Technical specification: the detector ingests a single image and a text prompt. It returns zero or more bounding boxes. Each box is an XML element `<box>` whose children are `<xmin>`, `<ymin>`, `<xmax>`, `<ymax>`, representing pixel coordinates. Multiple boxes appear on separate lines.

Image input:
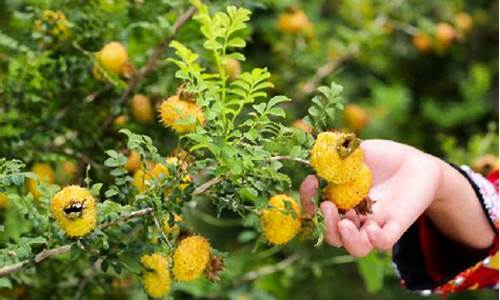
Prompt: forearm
<box><xmin>426</xmin><ymin>157</ymin><xmax>495</xmax><ymax>249</ymax></box>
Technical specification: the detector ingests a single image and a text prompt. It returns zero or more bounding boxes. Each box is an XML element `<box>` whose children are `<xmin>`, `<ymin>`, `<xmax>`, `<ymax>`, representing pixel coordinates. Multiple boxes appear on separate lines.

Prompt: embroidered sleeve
<box><xmin>392</xmin><ymin>167</ymin><xmax>499</xmax><ymax>295</ymax></box>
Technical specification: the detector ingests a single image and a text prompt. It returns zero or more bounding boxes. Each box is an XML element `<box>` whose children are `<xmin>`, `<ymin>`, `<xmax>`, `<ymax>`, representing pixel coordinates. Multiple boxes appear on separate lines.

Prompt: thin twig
<box><xmin>270</xmin><ymin>156</ymin><xmax>310</xmax><ymax>166</ymax></box>
<box><xmin>192</xmin><ymin>176</ymin><xmax>223</xmax><ymax>195</ymax></box>
<box><xmin>239</xmin><ymin>253</ymin><xmax>301</xmax><ymax>282</ymax></box>
<box><xmin>99</xmin><ymin>6</ymin><xmax>197</xmax><ymax>134</ymax></box>
<box><xmin>300</xmin><ymin>58</ymin><xmax>346</xmax><ymax>96</ymax></box>
<box><xmin>100</xmin><ymin>207</ymin><xmax>154</xmax><ymax>229</ymax></box>
<box><xmin>153</xmin><ymin>215</ymin><xmax>172</xmax><ymax>248</ymax></box>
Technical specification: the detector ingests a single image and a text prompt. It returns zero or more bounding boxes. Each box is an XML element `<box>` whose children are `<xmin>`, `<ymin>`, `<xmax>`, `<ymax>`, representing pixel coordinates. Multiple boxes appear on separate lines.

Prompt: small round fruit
<box><xmin>27</xmin><ymin>163</ymin><xmax>55</xmax><ymax>200</ymax></box>
<box><xmin>472</xmin><ymin>154</ymin><xmax>499</xmax><ymax>176</ymax></box>
<box><xmin>277</xmin><ymin>9</ymin><xmax>313</xmax><ymax>35</ymax></box>
<box><xmin>172</xmin><ymin>235</ymin><xmax>211</xmax><ymax>281</ymax></box>
<box><xmin>292</xmin><ymin>119</ymin><xmax>312</xmax><ymax>133</ymax></box>
<box><xmin>114</xmin><ymin>115</ymin><xmax>128</xmax><ymax>127</ymax></box>
<box><xmin>158</xmin><ymin>95</ymin><xmax>205</xmax><ymax>134</ymax></box>
<box><xmin>435</xmin><ymin>22</ymin><xmax>456</xmax><ymax>49</ymax></box>
<box><xmin>50</xmin><ymin>185</ymin><xmax>97</xmax><ymax>237</ymax></box>
<box><xmin>260</xmin><ymin>194</ymin><xmax>302</xmax><ymax>245</ymax></box>
<box><xmin>412</xmin><ymin>32</ymin><xmax>432</xmax><ymax>53</ymax></box>
<box><xmin>131</xmin><ymin>94</ymin><xmax>154</xmax><ymax>124</ymax></box>
<box><xmin>310</xmin><ymin>132</ymin><xmax>364</xmax><ymax>184</ymax></box>
<box><xmin>96</xmin><ymin>41</ymin><xmax>128</xmax><ymax>74</ymax></box>
<box><xmin>125</xmin><ymin>150</ymin><xmax>141</xmax><ymax>173</ymax></box>
<box><xmin>223</xmin><ymin>58</ymin><xmax>241</xmax><ymax>80</ymax></box>
<box><xmin>141</xmin><ymin>253</ymin><xmax>171</xmax><ymax>298</ymax></box>
<box><xmin>455</xmin><ymin>12</ymin><xmax>473</xmax><ymax>34</ymax></box>
<box><xmin>323</xmin><ymin>164</ymin><xmax>372</xmax><ymax>211</ymax></box>
<box><xmin>343</xmin><ymin>104</ymin><xmax>369</xmax><ymax>132</ymax></box>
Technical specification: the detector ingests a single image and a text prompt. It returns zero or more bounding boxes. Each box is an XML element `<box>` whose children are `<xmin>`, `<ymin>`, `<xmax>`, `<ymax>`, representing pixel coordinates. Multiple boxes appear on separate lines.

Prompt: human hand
<box><xmin>300</xmin><ymin>139</ymin><xmax>442</xmax><ymax>256</ymax></box>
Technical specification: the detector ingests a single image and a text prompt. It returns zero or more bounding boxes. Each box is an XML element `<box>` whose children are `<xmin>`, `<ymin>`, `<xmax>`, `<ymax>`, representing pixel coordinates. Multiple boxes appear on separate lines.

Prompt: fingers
<box><xmin>365</xmin><ymin>220</ymin><xmax>401</xmax><ymax>251</ymax></box>
<box><xmin>338</xmin><ymin>219</ymin><xmax>373</xmax><ymax>257</ymax></box>
<box><xmin>320</xmin><ymin>201</ymin><xmax>342</xmax><ymax>247</ymax></box>
<box><xmin>300</xmin><ymin>175</ymin><xmax>319</xmax><ymax>217</ymax></box>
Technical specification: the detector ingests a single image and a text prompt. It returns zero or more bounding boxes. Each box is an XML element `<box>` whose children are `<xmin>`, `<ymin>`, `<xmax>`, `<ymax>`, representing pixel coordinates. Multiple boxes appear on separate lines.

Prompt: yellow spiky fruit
<box><xmin>158</xmin><ymin>95</ymin><xmax>205</xmax><ymax>134</ymax></box>
<box><xmin>141</xmin><ymin>253</ymin><xmax>171</xmax><ymax>298</ymax></box>
<box><xmin>96</xmin><ymin>41</ymin><xmax>128</xmax><ymax>74</ymax></box>
<box><xmin>260</xmin><ymin>194</ymin><xmax>301</xmax><ymax>245</ymax></box>
<box><xmin>33</xmin><ymin>10</ymin><xmax>71</xmax><ymax>47</ymax></box>
<box><xmin>27</xmin><ymin>163</ymin><xmax>55</xmax><ymax>200</ymax></box>
<box><xmin>125</xmin><ymin>150</ymin><xmax>141</xmax><ymax>173</ymax></box>
<box><xmin>172</xmin><ymin>235</ymin><xmax>211</xmax><ymax>281</ymax></box>
<box><xmin>310</xmin><ymin>132</ymin><xmax>364</xmax><ymax>184</ymax></box>
<box><xmin>323</xmin><ymin>164</ymin><xmax>372</xmax><ymax>211</ymax></box>
<box><xmin>50</xmin><ymin>185</ymin><xmax>97</xmax><ymax>237</ymax></box>
<box><xmin>223</xmin><ymin>57</ymin><xmax>241</xmax><ymax>80</ymax></box>
<box><xmin>131</xmin><ymin>94</ymin><xmax>154</xmax><ymax>124</ymax></box>
<box><xmin>277</xmin><ymin>9</ymin><xmax>314</xmax><ymax>36</ymax></box>
<box><xmin>0</xmin><ymin>192</ymin><xmax>8</xmax><ymax>209</ymax></box>
<box><xmin>343</xmin><ymin>104</ymin><xmax>369</xmax><ymax>133</ymax></box>
<box><xmin>163</xmin><ymin>214</ymin><xmax>183</xmax><ymax>236</ymax></box>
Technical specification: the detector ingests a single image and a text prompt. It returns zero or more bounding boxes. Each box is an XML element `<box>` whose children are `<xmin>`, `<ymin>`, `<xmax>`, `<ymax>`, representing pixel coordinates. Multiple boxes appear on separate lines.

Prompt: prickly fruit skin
<box><xmin>412</xmin><ymin>32</ymin><xmax>432</xmax><ymax>53</ymax></box>
<box><xmin>310</xmin><ymin>132</ymin><xmax>364</xmax><ymax>184</ymax></box>
<box><xmin>260</xmin><ymin>194</ymin><xmax>301</xmax><ymax>245</ymax></box>
<box><xmin>27</xmin><ymin>163</ymin><xmax>55</xmax><ymax>200</ymax></box>
<box><xmin>0</xmin><ymin>192</ymin><xmax>8</xmax><ymax>209</ymax></box>
<box><xmin>172</xmin><ymin>235</ymin><xmax>211</xmax><ymax>281</ymax></box>
<box><xmin>343</xmin><ymin>104</ymin><xmax>369</xmax><ymax>132</ymax></box>
<box><xmin>159</xmin><ymin>95</ymin><xmax>205</xmax><ymax>134</ymax></box>
<box><xmin>323</xmin><ymin>164</ymin><xmax>372</xmax><ymax>211</ymax></box>
<box><xmin>141</xmin><ymin>253</ymin><xmax>171</xmax><ymax>298</ymax></box>
<box><xmin>131</xmin><ymin>94</ymin><xmax>154</xmax><ymax>124</ymax></box>
<box><xmin>277</xmin><ymin>9</ymin><xmax>314</xmax><ymax>36</ymax></box>
<box><xmin>50</xmin><ymin>185</ymin><xmax>97</xmax><ymax>237</ymax></box>
<box><xmin>96</xmin><ymin>42</ymin><xmax>128</xmax><ymax>74</ymax></box>
<box><xmin>435</xmin><ymin>22</ymin><xmax>456</xmax><ymax>49</ymax></box>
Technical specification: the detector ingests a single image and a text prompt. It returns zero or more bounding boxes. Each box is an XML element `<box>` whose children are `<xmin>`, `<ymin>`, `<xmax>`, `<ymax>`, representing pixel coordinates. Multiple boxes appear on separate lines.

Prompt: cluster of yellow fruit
<box><xmin>141</xmin><ymin>235</ymin><xmax>213</xmax><ymax>298</ymax></box>
<box><xmin>412</xmin><ymin>13</ymin><xmax>473</xmax><ymax>53</ymax></box>
<box><xmin>33</xmin><ymin>10</ymin><xmax>71</xmax><ymax>47</ymax></box>
<box><xmin>93</xmin><ymin>41</ymin><xmax>132</xmax><ymax>80</ymax></box>
<box><xmin>310</xmin><ymin>132</ymin><xmax>373</xmax><ymax>214</ymax></box>
<box><xmin>260</xmin><ymin>194</ymin><xmax>302</xmax><ymax>245</ymax></box>
<box><xmin>277</xmin><ymin>8</ymin><xmax>314</xmax><ymax>37</ymax></box>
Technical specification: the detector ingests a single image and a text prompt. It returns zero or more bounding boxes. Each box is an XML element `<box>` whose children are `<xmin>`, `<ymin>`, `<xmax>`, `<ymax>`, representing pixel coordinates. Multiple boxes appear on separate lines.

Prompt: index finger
<box><xmin>300</xmin><ymin>175</ymin><xmax>319</xmax><ymax>217</ymax></box>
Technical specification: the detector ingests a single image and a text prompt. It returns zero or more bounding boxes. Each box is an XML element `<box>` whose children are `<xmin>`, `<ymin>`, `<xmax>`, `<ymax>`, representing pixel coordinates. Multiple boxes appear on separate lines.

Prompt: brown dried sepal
<box><xmin>335</xmin><ymin>132</ymin><xmax>361</xmax><ymax>159</ymax></box>
<box><xmin>205</xmin><ymin>254</ymin><xmax>224</xmax><ymax>282</ymax></box>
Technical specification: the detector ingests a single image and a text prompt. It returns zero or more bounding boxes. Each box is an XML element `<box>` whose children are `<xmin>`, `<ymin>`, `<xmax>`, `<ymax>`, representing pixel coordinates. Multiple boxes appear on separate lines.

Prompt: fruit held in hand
<box><xmin>159</xmin><ymin>95</ymin><xmax>205</xmax><ymax>134</ymax></box>
<box><xmin>96</xmin><ymin>41</ymin><xmax>129</xmax><ymax>74</ymax></box>
<box><xmin>310</xmin><ymin>132</ymin><xmax>363</xmax><ymax>184</ymax></box>
<box><xmin>323</xmin><ymin>164</ymin><xmax>372</xmax><ymax>212</ymax></box>
<box><xmin>141</xmin><ymin>253</ymin><xmax>171</xmax><ymax>298</ymax></box>
<box><xmin>260</xmin><ymin>194</ymin><xmax>302</xmax><ymax>245</ymax></box>
<box><xmin>50</xmin><ymin>185</ymin><xmax>97</xmax><ymax>237</ymax></box>
<box><xmin>172</xmin><ymin>235</ymin><xmax>211</xmax><ymax>281</ymax></box>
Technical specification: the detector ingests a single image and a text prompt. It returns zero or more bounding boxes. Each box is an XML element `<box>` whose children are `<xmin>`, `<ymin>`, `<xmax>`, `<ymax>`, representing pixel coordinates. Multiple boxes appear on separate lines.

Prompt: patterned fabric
<box><xmin>392</xmin><ymin>167</ymin><xmax>499</xmax><ymax>295</ymax></box>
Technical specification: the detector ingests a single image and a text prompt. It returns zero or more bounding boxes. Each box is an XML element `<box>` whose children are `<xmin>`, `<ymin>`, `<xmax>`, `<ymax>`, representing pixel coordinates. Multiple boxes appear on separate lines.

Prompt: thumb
<box><xmin>300</xmin><ymin>175</ymin><xmax>319</xmax><ymax>217</ymax></box>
